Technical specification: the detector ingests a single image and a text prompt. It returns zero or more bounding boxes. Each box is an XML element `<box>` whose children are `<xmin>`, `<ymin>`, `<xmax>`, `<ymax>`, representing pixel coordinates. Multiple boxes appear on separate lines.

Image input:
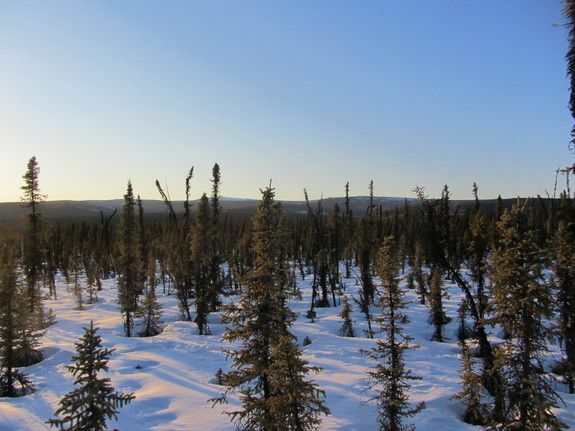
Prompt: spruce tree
<box><xmin>12</xmin><ymin>293</ymin><xmax>45</xmax><ymax>367</ymax></box>
<box><xmin>0</xmin><ymin>248</ymin><xmax>34</xmax><ymax>397</ymax></box>
<box><xmin>70</xmin><ymin>243</ymin><xmax>83</xmax><ymax>311</ymax></box>
<box><xmin>452</xmin><ymin>340</ymin><xmax>488</xmax><ymax>426</ymax></box>
<box><xmin>267</xmin><ymin>335</ymin><xmax>330</xmax><ymax>430</ymax></box>
<box><xmin>190</xmin><ymin>193</ymin><xmax>212</xmax><ymax>335</ymax></box>
<box><xmin>468</xmin><ymin>183</ymin><xmax>489</xmax><ymax>320</ymax></box>
<box><xmin>354</xmin><ymin>287</ymin><xmax>374</xmax><ymax>338</ymax></box>
<box><xmin>327</xmin><ymin>203</ymin><xmax>342</xmax><ymax>307</ymax></box>
<box><xmin>565</xmin><ymin>0</ymin><xmax>575</xmax><ymax>158</ymax></box>
<box><xmin>155</xmin><ymin>174</ymin><xmax>194</xmax><ymax>321</ymax></box>
<box><xmin>47</xmin><ymin>321</ymin><xmax>134</xmax><ymax>430</ymax></box>
<box><xmin>208</xmin><ymin>163</ymin><xmax>223</xmax><ymax>311</ymax></box>
<box><xmin>356</xmin><ymin>217</ymin><xmax>375</xmax><ymax>303</ymax></box>
<box><xmin>364</xmin><ymin>236</ymin><xmax>425</xmax><ymax>431</ymax></box>
<box><xmin>136</xmin><ymin>258</ymin><xmax>163</xmax><ymax>337</ymax></box>
<box><xmin>116</xmin><ymin>181</ymin><xmax>142</xmax><ymax>337</ymax></box>
<box><xmin>215</xmin><ymin>185</ymin><xmax>327</xmax><ymax>430</ymax></box>
<box><xmin>343</xmin><ymin>182</ymin><xmax>353</xmax><ymax>279</ymax></box>
<box><xmin>339</xmin><ymin>295</ymin><xmax>355</xmax><ymax>337</ymax></box>
<box><xmin>490</xmin><ymin>202</ymin><xmax>565</xmax><ymax>429</ymax></box>
<box><xmin>556</xmin><ymin>215</ymin><xmax>575</xmax><ymax>394</ymax></box>
<box><xmin>427</xmin><ymin>267</ymin><xmax>450</xmax><ymax>342</ymax></box>
<box><xmin>137</xmin><ymin>195</ymin><xmax>148</xmax><ymax>291</ymax></box>
<box><xmin>554</xmin><ymin>194</ymin><xmax>575</xmax><ymax>394</ymax></box>
<box><xmin>20</xmin><ymin>156</ymin><xmax>45</xmax><ymax>311</ymax></box>
<box><xmin>412</xmin><ymin>243</ymin><xmax>426</xmax><ymax>305</ymax></box>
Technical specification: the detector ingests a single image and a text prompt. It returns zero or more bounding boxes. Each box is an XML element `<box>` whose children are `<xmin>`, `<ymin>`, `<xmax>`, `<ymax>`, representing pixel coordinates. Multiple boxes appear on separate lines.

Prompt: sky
<box><xmin>0</xmin><ymin>0</ymin><xmax>572</xmax><ymax>202</ymax></box>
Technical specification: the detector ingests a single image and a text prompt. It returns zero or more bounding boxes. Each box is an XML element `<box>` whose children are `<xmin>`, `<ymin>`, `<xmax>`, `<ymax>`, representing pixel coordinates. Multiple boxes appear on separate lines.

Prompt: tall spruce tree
<box><xmin>190</xmin><ymin>193</ymin><xmax>212</xmax><ymax>335</ymax></box>
<box><xmin>344</xmin><ymin>182</ymin><xmax>353</xmax><ymax>279</ymax></box>
<box><xmin>490</xmin><ymin>202</ymin><xmax>565</xmax><ymax>429</ymax></box>
<box><xmin>468</xmin><ymin>183</ymin><xmax>489</xmax><ymax>319</ymax></box>
<box><xmin>208</xmin><ymin>163</ymin><xmax>223</xmax><ymax>311</ymax></box>
<box><xmin>215</xmin><ymin>185</ymin><xmax>328</xmax><ymax>430</ymax></box>
<box><xmin>155</xmin><ymin>174</ymin><xmax>194</xmax><ymax>321</ymax></box>
<box><xmin>20</xmin><ymin>156</ymin><xmax>45</xmax><ymax>311</ymax></box>
<box><xmin>327</xmin><ymin>203</ymin><xmax>342</xmax><ymax>307</ymax></box>
<box><xmin>565</xmin><ymin>0</ymin><xmax>575</xmax><ymax>160</ymax></box>
<box><xmin>47</xmin><ymin>321</ymin><xmax>134</xmax><ymax>430</ymax></box>
<box><xmin>116</xmin><ymin>181</ymin><xmax>142</xmax><ymax>337</ymax></box>
<box><xmin>555</xmin><ymin>212</ymin><xmax>575</xmax><ymax>394</ymax></box>
<box><xmin>0</xmin><ymin>248</ymin><xmax>34</xmax><ymax>397</ymax></box>
<box><xmin>364</xmin><ymin>236</ymin><xmax>425</xmax><ymax>431</ymax></box>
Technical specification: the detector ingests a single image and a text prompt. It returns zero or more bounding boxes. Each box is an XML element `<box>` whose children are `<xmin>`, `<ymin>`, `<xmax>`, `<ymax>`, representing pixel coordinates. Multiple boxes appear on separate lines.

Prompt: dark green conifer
<box><xmin>0</xmin><ymin>249</ymin><xmax>34</xmax><ymax>397</ymax></box>
<box><xmin>116</xmin><ymin>181</ymin><xmax>142</xmax><ymax>337</ymax></box>
<box><xmin>468</xmin><ymin>183</ymin><xmax>489</xmax><ymax>319</ymax></box>
<box><xmin>190</xmin><ymin>194</ymin><xmax>212</xmax><ymax>335</ymax></box>
<box><xmin>427</xmin><ymin>267</ymin><xmax>450</xmax><ymax>342</ymax></box>
<box><xmin>20</xmin><ymin>156</ymin><xmax>46</xmax><ymax>311</ymax></box>
<box><xmin>327</xmin><ymin>203</ymin><xmax>342</xmax><ymax>307</ymax></box>
<box><xmin>412</xmin><ymin>243</ymin><xmax>426</xmax><ymax>305</ymax></box>
<box><xmin>452</xmin><ymin>340</ymin><xmax>488</xmax><ymax>426</ymax></box>
<box><xmin>339</xmin><ymin>295</ymin><xmax>355</xmax><ymax>337</ymax></box>
<box><xmin>136</xmin><ymin>258</ymin><xmax>163</xmax><ymax>337</ymax></box>
<box><xmin>343</xmin><ymin>182</ymin><xmax>353</xmax><ymax>279</ymax></box>
<box><xmin>490</xmin><ymin>202</ymin><xmax>565</xmax><ymax>429</ymax></box>
<box><xmin>47</xmin><ymin>321</ymin><xmax>134</xmax><ymax>430</ymax></box>
<box><xmin>208</xmin><ymin>163</ymin><xmax>223</xmax><ymax>311</ymax></box>
<box><xmin>555</xmin><ymin>214</ymin><xmax>575</xmax><ymax>394</ymax></box>
<box><xmin>215</xmin><ymin>185</ymin><xmax>327</xmax><ymax>430</ymax></box>
<box><xmin>267</xmin><ymin>335</ymin><xmax>330</xmax><ymax>430</ymax></box>
<box><xmin>70</xmin><ymin>243</ymin><xmax>83</xmax><ymax>311</ymax></box>
<box><xmin>364</xmin><ymin>236</ymin><xmax>425</xmax><ymax>431</ymax></box>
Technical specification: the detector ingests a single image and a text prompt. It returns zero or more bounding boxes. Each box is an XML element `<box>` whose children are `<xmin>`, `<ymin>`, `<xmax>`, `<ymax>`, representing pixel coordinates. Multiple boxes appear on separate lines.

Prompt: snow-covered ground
<box><xmin>1</xmin><ymin>266</ymin><xmax>573</xmax><ymax>430</ymax></box>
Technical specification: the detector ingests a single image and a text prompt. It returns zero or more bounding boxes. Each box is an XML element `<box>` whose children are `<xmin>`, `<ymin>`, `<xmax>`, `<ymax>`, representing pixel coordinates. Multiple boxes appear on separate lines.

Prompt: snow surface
<box><xmin>0</xmin><ymin>266</ymin><xmax>573</xmax><ymax>430</ymax></box>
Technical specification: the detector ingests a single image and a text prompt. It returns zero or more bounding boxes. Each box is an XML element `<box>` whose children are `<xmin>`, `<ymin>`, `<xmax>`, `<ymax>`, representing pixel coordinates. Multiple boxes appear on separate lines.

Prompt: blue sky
<box><xmin>0</xmin><ymin>0</ymin><xmax>571</xmax><ymax>201</ymax></box>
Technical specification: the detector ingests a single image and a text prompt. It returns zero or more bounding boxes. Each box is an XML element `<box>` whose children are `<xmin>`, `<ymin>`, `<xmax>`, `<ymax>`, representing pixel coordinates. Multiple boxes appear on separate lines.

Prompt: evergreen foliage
<box><xmin>47</xmin><ymin>321</ymin><xmax>134</xmax><ymax>430</ymax></box>
<box><xmin>452</xmin><ymin>340</ymin><xmax>488</xmax><ymax>425</ymax></box>
<box><xmin>427</xmin><ymin>267</ymin><xmax>450</xmax><ymax>342</ymax></box>
<box><xmin>155</xmin><ymin>171</ymin><xmax>194</xmax><ymax>321</ymax></box>
<box><xmin>215</xmin><ymin>185</ymin><xmax>328</xmax><ymax>430</ymax></box>
<box><xmin>555</xmin><ymin>195</ymin><xmax>575</xmax><ymax>394</ymax></box>
<box><xmin>490</xmin><ymin>202</ymin><xmax>566</xmax><ymax>429</ymax></box>
<box><xmin>190</xmin><ymin>193</ymin><xmax>212</xmax><ymax>335</ymax></box>
<box><xmin>116</xmin><ymin>181</ymin><xmax>142</xmax><ymax>337</ymax></box>
<box><xmin>267</xmin><ymin>335</ymin><xmax>330</xmax><ymax>430</ymax></box>
<box><xmin>467</xmin><ymin>183</ymin><xmax>489</xmax><ymax>320</ymax></box>
<box><xmin>364</xmin><ymin>236</ymin><xmax>425</xmax><ymax>431</ymax></box>
<box><xmin>0</xmin><ymin>249</ymin><xmax>34</xmax><ymax>397</ymax></box>
<box><xmin>339</xmin><ymin>295</ymin><xmax>355</xmax><ymax>337</ymax></box>
<box><xmin>208</xmin><ymin>163</ymin><xmax>223</xmax><ymax>311</ymax></box>
<box><xmin>20</xmin><ymin>156</ymin><xmax>46</xmax><ymax>312</ymax></box>
<box><xmin>136</xmin><ymin>258</ymin><xmax>163</xmax><ymax>337</ymax></box>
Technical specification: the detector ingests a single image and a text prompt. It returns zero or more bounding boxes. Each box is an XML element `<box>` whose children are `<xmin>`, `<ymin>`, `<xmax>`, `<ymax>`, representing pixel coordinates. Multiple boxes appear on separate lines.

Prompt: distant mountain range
<box><xmin>0</xmin><ymin>196</ymin><xmax>518</xmax><ymax>229</ymax></box>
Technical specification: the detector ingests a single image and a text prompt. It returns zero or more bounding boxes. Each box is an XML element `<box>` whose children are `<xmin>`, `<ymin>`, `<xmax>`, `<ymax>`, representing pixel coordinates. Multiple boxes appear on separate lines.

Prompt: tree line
<box><xmin>0</xmin><ymin>154</ymin><xmax>573</xmax><ymax>430</ymax></box>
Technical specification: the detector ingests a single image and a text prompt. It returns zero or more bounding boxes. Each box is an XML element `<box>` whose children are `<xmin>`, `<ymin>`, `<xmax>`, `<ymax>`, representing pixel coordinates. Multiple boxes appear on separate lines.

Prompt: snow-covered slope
<box><xmin>1</xmin><ymin>267</ymin><xmax>573</xmax><ymax>430</ymax></box>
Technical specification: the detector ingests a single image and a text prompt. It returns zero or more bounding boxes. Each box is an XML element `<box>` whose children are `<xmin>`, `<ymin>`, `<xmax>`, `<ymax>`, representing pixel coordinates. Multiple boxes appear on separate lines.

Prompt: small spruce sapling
<box><xmin>47</xmin><ymin>321</ymin><xmax>134</xmax><ymax>430</ymax></box>
<box><xmin>339</xmin><ymin>295</ymin><xmax>355</xmax><ymax>337</ymax></box>
<box><xmin>452</xmin><ymin>340</ymin><xmax>489</xmax><ymax>425</ymax></box>
<box><xmin>136</xmin><ymin>259</ymin><xmax>163</xmax><ymax>337</ymax></box>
